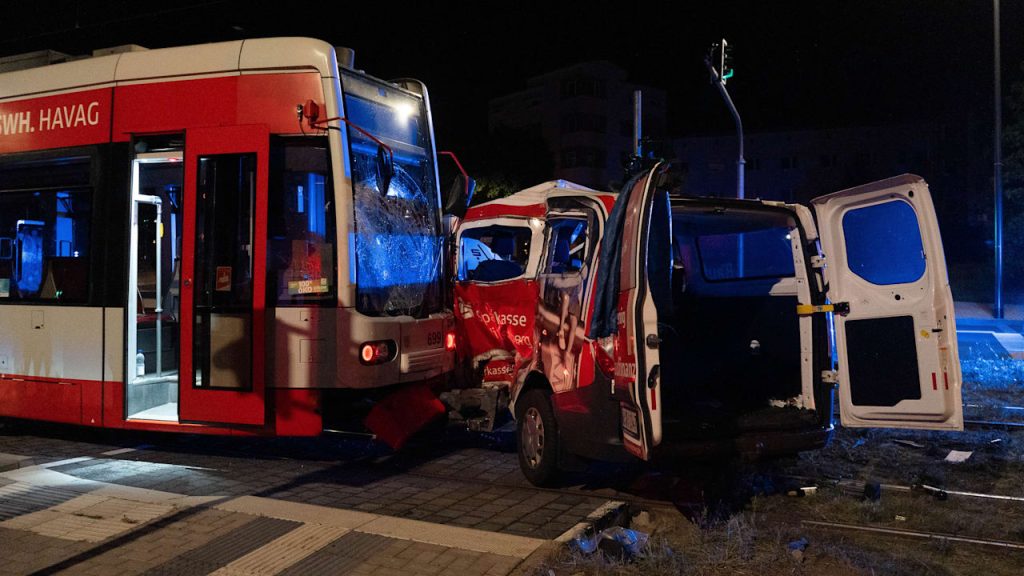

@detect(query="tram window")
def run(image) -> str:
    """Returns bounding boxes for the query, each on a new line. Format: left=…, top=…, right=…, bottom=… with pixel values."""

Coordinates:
left=458, top=225, right=531, bottom=282
left=267, top=138, right=338, bottom=305
left=0, top=158, right=92, bottom=303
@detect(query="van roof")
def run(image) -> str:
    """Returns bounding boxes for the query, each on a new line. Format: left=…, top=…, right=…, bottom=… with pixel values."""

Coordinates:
left=465, top=180, right=617, bottom=220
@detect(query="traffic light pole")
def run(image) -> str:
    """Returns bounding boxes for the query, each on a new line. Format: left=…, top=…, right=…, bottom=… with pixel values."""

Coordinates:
left=704, top=57, right=745, bottom=199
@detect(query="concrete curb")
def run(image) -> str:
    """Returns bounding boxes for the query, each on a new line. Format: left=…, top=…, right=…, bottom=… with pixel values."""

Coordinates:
left=511, top=500, right=631, bottom=575
left=0, top=452, right=28, bottom=473
left=554, top=500, right=630, bottom=544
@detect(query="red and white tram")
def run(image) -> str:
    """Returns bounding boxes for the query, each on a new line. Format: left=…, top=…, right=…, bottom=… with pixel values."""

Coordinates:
left=0, top=38, right=454, bottom=435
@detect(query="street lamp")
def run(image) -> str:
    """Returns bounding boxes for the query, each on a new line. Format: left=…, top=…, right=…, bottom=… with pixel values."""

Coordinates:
left=994, top=0, right=1004, bottom=318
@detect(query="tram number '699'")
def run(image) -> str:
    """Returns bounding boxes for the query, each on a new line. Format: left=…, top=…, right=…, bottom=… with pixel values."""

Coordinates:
left=427, top=331, right=444, bottom=348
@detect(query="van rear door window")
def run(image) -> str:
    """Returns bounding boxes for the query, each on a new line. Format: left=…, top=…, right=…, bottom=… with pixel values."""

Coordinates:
left=459, top=225, right=531, bottom=282
left=841, top=200, right=925, bottom=285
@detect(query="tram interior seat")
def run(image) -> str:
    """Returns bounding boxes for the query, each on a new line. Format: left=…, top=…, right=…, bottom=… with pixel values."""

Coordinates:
left=38, top=257, right=89, bottom=301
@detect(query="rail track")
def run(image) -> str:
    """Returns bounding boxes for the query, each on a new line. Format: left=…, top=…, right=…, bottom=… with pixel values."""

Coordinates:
left=801, top=520, right=1024, bottom=550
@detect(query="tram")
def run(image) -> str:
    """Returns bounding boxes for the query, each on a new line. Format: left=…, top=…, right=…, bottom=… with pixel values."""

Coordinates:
left=0, top=38, right=455, bottom=435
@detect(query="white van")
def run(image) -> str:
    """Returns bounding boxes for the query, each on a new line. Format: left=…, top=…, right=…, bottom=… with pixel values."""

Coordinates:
left=452, top=165, right=962, bottom=485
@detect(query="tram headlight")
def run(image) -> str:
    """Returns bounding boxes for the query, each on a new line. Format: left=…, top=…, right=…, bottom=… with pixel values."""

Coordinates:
left=359, top=340, right=396, bottom=365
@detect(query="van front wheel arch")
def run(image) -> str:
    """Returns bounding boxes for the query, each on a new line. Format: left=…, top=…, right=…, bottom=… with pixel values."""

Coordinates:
left=516, top=388, right=560, bottom=486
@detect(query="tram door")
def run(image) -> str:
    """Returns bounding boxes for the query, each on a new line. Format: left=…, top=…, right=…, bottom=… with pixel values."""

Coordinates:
left=179, top=126, right=269, bottom=425
left=127, top=152, right=184, bottom=421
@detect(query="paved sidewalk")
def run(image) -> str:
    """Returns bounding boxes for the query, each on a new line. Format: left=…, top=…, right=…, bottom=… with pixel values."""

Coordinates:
left=955, top=301, right=1024, bottom=359
left=0, top=455, right=578, bottom=575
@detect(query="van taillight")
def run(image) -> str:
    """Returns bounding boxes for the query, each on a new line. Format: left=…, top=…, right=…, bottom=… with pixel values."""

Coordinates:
left=445, top=330, right=457, bottom=351
left=359, top=340, right=395, bottom=365
left=594, top=339, right=616, bottom=378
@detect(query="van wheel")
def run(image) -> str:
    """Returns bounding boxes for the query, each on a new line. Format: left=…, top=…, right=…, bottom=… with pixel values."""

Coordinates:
left=517, top=389, right=559, bottom=486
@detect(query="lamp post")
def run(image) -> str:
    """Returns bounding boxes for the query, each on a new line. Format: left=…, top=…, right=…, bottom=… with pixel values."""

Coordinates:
left=994, top=0, right=1004, bottom=318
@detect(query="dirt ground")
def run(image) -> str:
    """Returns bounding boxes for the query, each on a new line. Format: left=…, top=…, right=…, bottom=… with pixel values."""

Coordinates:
left=534, top=345, right=1024, bottom=576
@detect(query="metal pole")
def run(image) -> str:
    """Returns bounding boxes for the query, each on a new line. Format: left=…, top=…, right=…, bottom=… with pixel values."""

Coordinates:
left=705, top=54, right=746, bottom=276
left=633, top=90, right=643, bottom=158
left=704, top=58, right=745, bottom=199
left=155, top=201, right=163, bottom=378
left=994, top=0, right=1004, bottom=318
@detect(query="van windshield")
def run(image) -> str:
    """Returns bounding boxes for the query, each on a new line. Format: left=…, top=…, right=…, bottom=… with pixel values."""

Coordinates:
left=459, top=225, right=531, bottom=282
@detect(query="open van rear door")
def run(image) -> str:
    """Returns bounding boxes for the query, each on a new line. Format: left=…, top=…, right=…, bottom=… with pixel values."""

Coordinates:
left=610, top=163, right=672, bottom=459
left=811, top=174, right=962, bottom=430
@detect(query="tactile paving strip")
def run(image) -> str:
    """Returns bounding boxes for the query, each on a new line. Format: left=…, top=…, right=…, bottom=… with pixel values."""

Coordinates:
left=276, top=530, right=395, bottom=576
left=0, top=484, right=86, bottom=521
left=143, top=516, right=302, bottom=576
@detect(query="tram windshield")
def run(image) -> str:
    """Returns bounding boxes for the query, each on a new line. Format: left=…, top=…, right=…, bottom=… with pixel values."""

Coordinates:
left=342, top=72, right=442, bottom=318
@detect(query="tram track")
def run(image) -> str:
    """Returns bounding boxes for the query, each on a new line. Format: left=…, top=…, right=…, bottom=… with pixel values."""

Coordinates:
left=964, top=418, right=1024, bottom=429
left=776, top=473, right=1024, bottom=503
left=800, top=520, right=1024, bottom=550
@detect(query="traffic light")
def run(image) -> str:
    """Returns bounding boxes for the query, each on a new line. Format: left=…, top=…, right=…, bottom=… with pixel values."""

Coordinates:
left=719, top=39, right=734, bottom=84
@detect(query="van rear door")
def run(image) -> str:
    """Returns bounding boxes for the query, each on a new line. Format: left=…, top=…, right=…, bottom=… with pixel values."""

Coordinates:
left=811, top=174, right=962, bottom=430
left=610, top=163, right=673, bottom=459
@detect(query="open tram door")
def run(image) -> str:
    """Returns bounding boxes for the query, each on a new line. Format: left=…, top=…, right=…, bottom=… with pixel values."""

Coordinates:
left=179, top=125, right=269, bottom=425
left=811, top=174, right=963, bottom=431
left=612, top=163, right=672, bottom=461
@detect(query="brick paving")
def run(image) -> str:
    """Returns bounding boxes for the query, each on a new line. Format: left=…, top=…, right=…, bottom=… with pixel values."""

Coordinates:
left=0, top=424, right=617, bottom=575
left=37, top=438, right=612, bottom=540
left=0, top=526, right=93, bottom=575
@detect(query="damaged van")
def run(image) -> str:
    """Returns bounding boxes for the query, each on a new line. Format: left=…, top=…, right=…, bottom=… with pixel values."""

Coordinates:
left=453, top=164, right=963, bottom=485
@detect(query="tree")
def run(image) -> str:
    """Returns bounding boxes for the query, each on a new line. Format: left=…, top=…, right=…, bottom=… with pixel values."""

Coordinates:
left=465, top=125, right=554, bottom=205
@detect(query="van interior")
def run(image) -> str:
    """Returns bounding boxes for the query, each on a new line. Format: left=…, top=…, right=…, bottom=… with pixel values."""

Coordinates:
left=651, top=195, right=819, bottom=439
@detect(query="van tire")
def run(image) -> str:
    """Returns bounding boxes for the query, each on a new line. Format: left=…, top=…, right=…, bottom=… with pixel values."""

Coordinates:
left=517, top=389, right=559, bottom=486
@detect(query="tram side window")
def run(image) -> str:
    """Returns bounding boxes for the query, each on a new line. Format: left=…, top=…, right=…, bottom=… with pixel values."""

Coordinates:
left=458, top=225, right=531, bottom=282
left=267, top=138, right=338, bottom=305
left=0, top=158, right=92, bottom=303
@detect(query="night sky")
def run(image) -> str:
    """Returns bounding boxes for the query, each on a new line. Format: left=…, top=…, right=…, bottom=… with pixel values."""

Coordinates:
left=2, top=1, right=1022, bottom=153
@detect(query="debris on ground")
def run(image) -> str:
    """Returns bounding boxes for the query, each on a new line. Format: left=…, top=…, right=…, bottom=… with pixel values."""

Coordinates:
left=787, top=486, right=818, bottom=497
left=945, top=449, right=974, bottom=463
left=787, top=537, right=809, bottom=562
left=914, top=483, right=950, bottom=501
left=863, top=482, right=882, bottom=501
left=572, top=526, right=650, bottom=560
left=894, top=439, right=926, bottom=449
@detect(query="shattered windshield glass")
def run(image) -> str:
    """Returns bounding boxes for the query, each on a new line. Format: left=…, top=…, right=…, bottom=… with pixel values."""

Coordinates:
left=342, top=72, right=442, bottom=317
